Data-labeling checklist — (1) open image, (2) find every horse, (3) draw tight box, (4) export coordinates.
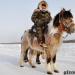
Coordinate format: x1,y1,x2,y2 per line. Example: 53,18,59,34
19,8,75,74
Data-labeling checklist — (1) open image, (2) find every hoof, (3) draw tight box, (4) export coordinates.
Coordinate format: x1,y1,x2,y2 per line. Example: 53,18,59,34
54,70,59,73
20,65,24,67
47,71,53,75
32,65,36,68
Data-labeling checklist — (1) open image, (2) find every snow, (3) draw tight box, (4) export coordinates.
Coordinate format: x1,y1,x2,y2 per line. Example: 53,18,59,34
0,44,75,75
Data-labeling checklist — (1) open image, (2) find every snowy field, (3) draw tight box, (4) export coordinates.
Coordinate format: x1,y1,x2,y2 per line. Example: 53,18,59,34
0,43,75,75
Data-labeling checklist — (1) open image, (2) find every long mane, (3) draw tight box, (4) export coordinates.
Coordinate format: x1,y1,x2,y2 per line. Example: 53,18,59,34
53,9,73,27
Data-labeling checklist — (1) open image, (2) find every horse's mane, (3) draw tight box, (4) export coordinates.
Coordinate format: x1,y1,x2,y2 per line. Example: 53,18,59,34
53,8,73,27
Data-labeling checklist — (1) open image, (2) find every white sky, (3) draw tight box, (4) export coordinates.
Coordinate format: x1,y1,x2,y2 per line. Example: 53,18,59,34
0,0,75,43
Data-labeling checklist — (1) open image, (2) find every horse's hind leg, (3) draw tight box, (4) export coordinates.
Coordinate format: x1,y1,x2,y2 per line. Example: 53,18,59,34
19,49,25,67
53,55,56,63
36,51,41,64
24,48,29,62
19,42,29,67
53,55,59,73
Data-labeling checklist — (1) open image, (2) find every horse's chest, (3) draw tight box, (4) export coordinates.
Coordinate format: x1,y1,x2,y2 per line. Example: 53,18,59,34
47,36,62,58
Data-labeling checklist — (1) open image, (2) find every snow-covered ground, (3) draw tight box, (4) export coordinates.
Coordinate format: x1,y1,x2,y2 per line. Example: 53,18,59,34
0,43,75,75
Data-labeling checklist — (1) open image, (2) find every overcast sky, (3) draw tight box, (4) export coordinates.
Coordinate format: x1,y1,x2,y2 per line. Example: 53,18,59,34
0,0,75,43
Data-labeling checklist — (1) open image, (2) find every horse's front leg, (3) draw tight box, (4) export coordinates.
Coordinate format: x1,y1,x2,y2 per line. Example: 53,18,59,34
24,48,29,62
53,55,59,73
46,57,53,74
19,42,29,67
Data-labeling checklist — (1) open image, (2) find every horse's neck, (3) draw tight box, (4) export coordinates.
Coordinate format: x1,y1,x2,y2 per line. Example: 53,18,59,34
48,19,63,35
49,27,58,35
48,19,58,34
48,25,63,42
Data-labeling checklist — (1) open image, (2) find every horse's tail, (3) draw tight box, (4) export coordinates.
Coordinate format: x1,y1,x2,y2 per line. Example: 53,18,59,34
21,30,27,41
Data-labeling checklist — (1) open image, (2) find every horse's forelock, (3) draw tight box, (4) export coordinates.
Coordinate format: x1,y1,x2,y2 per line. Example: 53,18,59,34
63,10,73,19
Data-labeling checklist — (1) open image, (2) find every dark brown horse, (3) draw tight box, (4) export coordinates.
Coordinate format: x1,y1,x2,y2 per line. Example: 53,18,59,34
19,9,75,74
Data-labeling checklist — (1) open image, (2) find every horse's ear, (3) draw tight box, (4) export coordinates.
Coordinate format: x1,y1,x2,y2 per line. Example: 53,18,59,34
62,8,65,11
60,8,65,16
69,9,71,12
60,8,65,13
61,8,65,12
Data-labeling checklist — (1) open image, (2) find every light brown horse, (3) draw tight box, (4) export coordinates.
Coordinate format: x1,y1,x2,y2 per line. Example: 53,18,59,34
19,9,75,74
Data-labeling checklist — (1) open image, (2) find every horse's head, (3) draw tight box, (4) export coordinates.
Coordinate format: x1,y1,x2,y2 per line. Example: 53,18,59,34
53,8,75,34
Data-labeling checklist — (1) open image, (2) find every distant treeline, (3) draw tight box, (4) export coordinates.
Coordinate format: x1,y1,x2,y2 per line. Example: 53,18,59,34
63,40,75,43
